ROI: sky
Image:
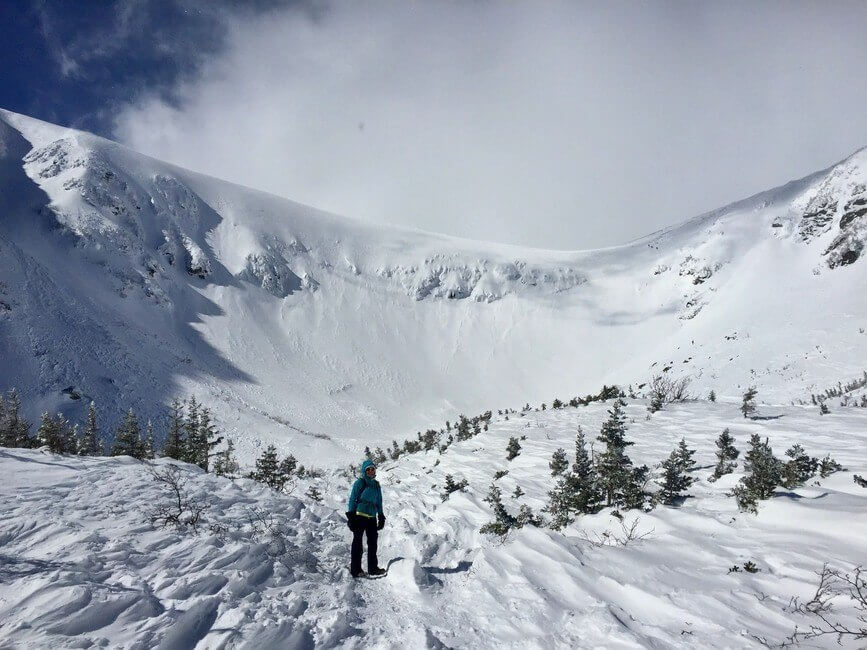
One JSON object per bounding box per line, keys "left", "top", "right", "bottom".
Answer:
{"left": 4, "top": 1, "right": 867, "bottom": 250}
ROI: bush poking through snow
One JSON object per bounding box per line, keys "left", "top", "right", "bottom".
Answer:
{"left": 146, "top": 464, "right": 207, "bottom": 533}
{"left": 578, "top": 517, "right": 653, "bottom": 547}
{"left": 440, "top": 474, "right": 469, "bottom": 501}
{"left": 647, "top": 375, "right": 692, "bottom": 413}
{"left": 781, "top": 564, "right": 867, "bottom": 645}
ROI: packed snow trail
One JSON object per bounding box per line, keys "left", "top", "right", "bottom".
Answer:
{"left": 2, "top": 399, "right": 867, "bottom": 648}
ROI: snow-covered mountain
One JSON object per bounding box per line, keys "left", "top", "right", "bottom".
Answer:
{"left": 1, "top": 109, "right": 866, "bottom": 462}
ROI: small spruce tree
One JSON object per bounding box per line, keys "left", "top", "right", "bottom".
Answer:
{"left": 506, "top": 436, "right": 521, "bottom": 461}
{"left": 78, "top": 402, "right": 102, "bottom": 456}
{"left": 741, "top": 387, "right": 758, "bottom": 419}
{"left": 252, "top": 444, "right": 284, "bottom": 489}
{"left": 731, "top": 434, "right": 781, "bottom": 513}
{"left": 162, "top": 398, "right": 186, "bottom": 461}
{"left": 711, "top": 428, "right": 739, "bottom": 480}
{"left": 549, "top": 448, "right": 569, "bottom": 476}
{"left": 440, "top": 474, "right": 468, "bottom": 501}
{"left": 780, "top": 444, "right": 818, "bottom": 488}
{"left": 708, "top": 389, "right": 716, "bottom": 402}
{"left": 657, "top": 447, "right": 695, "bottom": 505}
{"left": 0, "top": 389, "right": 32, "bottom": 448}
{"left": 212, "top": 438, "right": 240, "bottom": 479}
{"left": 480, "top": 483, "right": 516, "bottom": 535}
{"left": 595, "top": 399, "right": 636, "bottom": 507}
{"left": 112, "top": 408, "right": 144, "bottom": 459}
{"left": 818, "top": 455, "right": 844, "bottom": 478}
{"left": 143, "top": 420, "right": 156, "bottom": 460}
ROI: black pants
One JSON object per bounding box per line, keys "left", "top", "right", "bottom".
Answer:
{"left": 350, "top": 516, "right": 378, "bottom": 573}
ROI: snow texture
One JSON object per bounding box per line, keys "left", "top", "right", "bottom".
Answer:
{"left": 1, "top": 400, "right": 865, "bottom": 648}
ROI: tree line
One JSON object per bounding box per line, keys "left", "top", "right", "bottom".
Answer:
{"left": 0, "top": 389, "right": 315, "bottom": 489}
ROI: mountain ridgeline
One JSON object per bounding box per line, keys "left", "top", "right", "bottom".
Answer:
{"left": 0, "top": 109, "right": 865, "bottom": 462}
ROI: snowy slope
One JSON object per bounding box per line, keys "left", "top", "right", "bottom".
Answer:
{"left": 1, "top": 108, "right": 866, "bottom": 462}
{"left": 1, "top": 400, "right": 865, "bottom": 648}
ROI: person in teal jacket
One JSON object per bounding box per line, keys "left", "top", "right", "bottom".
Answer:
{"left": 346, "top": 459, "right": 386, "bottom": 577}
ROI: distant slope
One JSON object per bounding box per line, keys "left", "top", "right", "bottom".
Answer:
{"left": 1, "top": 109, "right": 866, "bottom": 462}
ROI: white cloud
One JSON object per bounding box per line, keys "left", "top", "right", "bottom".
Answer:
{"left": 114, "top": 1, "right": 867, "bottom": 249}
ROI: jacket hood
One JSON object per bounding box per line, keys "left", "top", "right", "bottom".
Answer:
{"left": 360, "top": 459, "right": 376, "bottom": 478}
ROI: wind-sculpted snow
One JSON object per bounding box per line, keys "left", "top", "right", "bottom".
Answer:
{"left": 1, "top": 109, "right": 867, "bottom": 463}
{"left": 1, "top": 400, "right": 865, "bottom": 647}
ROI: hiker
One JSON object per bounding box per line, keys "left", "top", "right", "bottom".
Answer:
{"left": 346, "top": 459, "right": 386, "bottom": 577}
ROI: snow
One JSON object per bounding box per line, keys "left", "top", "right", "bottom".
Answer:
{"left": 1, "top": 109, "right": 866, "bottom": 464}
{"left": 1, "top": 399, "right": 865, "bottom": 648}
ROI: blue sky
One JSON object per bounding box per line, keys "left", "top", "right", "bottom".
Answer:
{"left": 1, "top": 1, "right": 292, "bottom": 135}
{"left": 4, "top": 1, "right": 867, "bottom": 249}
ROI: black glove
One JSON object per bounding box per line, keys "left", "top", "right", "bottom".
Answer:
{"left": 377, "top": 514, "right": 386, "bottom": 530}
{"left": 346, "top": 512, "right": 356, "bottom": 531}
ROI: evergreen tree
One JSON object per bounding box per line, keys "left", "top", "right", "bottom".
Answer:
{"left": 657, "top": 448, "right": 695, "bottom": 505}
{"left": 364, "top": 446, "right": 373, "bottom": 462}
{"left": 36, "top": 412, "right": 74, "bottom": 453}
{"left": 480, "top": 483, "right": 516, "bottom": 535}
{"left": 546, "top": 428, "right": 602, "bottom": 528}
{"left": 455, "top": 415, "right": 472, "bottom": 441}
{"left": 819, "top": 401, "right": 830, "bottom": 415}
{"left": 183, "top": 397, "right": 202, "bottom": 465}
{"left": 389, "top": 439, "right": 401, "bottom": 460}
{"left": 818, "top": 455, "right": 844, "bottom": 478}
{"left": 0, "top": 389, "right": 31, "bottom": 448}
{"left": 674, "top": 438, "right": 697, "bottom": 474}
{"left": 162, "top": 398, "right": 186, "bottom": 461}
{"left": 732, "top": 434, "right": 781, "bottom": 513}
{"left": 595, "top": 399, "right": 635, "bottom": 507}
{"left": 780, "top": 444, "right": 818, "bottom": 488}
{"left": 279, "top": 454, "right": 297, "bottom": 484}
{"left": 708, "top": 389, "right": 716, "bottom": 402}
{"left": 212, "top": 438, "right": 240, "bottom": 479}
{"left": 711, "top": 428, "right": 739, "bottom": 479}
{"left": 78, "top": 402, "right": 102, "bottom": 456}
{"left": 512, "top": 485, "right": 525, "bottom": 499}
{"left": 622, "top": 465, "right": 649, "bottom": 510}
{"left": 35, "top": 412, "right": 57, "bottom": 451}
{"left": 252, "top": 445, "right": 284, "bottom": 489}
{"left": 143, "top": 420, "right": 156, "bottom": 460}
{"left": 741, "top": 387, "right": 758, "bottom": 418}
{"left": 549, "top": 448, "right": 569, "bottom": 476}
{"left": 112, "top": 408, "right": 144, "bottom": 459}
{"left": 196, "top": 407, "right": 222, "bottom": 471}
{"left": 440, "top": 474, "right": 469, "bottom": 501}
{"left": 506, "top": 436, "right": 521, "bottom": 461}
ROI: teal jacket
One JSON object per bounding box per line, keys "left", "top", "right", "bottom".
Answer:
{"left": 347, "top": 460, "right": 383, "bottom": 518}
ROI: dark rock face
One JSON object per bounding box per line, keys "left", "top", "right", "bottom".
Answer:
{"left": 798, "top": 167, "right": 866, "bottom": 269}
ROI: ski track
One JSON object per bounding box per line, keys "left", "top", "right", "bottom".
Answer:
{"left": 2, "top": 400, "right": 867, "bottom": 648}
